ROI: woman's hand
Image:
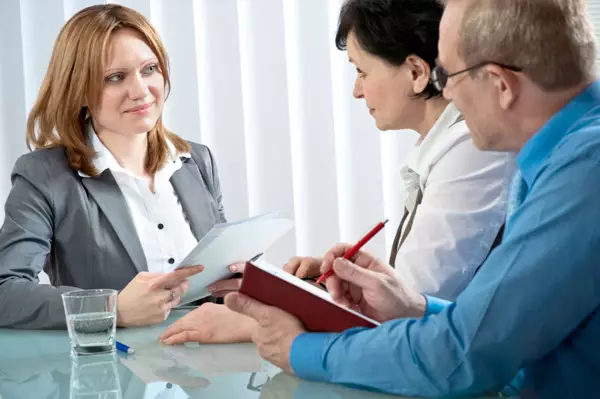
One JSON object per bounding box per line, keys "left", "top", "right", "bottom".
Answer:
{"left": 283, "top": 256, "right": 323, "bottom": 279}
{"left": 160, "top": 303, "right": 256, "bottom": 344}
{"left": 117, "top": 266, "right": 204, "bottom": 327}
{"left": 206, "top": 262, "right": 246, "bottom": 297}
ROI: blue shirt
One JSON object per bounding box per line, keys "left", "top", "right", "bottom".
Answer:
{"left": 289, "top": 81, "right": 600, "bottom": 398}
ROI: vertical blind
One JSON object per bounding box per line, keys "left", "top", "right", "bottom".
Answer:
{"left": 0, "top": 0, "right": 416, "bottom": 270}
{"left": 2, "top": 0, "right": 599, "bottom": 270}
{"left": 589, "top": 0, "right": 600, "bottom": 69}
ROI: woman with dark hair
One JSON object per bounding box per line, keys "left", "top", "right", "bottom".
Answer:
{"left": 284, "top": 0, "right": 514, "bottom": 301}
{"left": 158, "top": 0, "right": 515, "bottom": 346}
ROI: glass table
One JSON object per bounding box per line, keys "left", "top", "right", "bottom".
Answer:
{"left": 0, "top": 310, "right": 498, "bottom": 398}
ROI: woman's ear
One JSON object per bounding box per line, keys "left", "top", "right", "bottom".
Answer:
{"left": 405, "top": 55, "right": 431, "bottom": 95}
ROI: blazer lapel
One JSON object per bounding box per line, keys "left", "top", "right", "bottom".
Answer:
{"left": 82, "top": 170, "right": 148, "bottom": 273}
{"left": 170, "top": 158, "right": 216, "bottom": 241}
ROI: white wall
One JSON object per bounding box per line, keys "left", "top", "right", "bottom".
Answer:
{"left": 0, "top": 0, "right": 417, "bottom": 273}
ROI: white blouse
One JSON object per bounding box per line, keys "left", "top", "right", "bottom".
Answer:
{"left": 79, "top": 130, "right": 198, "bottom": 274}
{"left": 394, "top": 103, "right": 516, "bottom": 300}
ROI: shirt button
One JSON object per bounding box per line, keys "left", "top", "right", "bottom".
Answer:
{"left": 158, "top": 223, "right": 164, "bottom": 230}
{"left": 168, "top": 258, "right": 175, "bottom": 264}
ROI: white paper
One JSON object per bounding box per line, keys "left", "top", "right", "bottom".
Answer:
{"left": 250, "top": 259, "right": 381, "bottom": 326}
{"left": 176, "top": 213, "right": 293, "bottom": 304}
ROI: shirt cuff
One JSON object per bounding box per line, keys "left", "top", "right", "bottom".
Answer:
{"left": 424, "top": 295, "right": 452, "bottom": 316}
{"left": 290, "top": 332, "right": 336, "bottom": 382}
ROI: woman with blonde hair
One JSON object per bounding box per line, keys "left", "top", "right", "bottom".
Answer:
{"left": 0, "top": 4, "right": 224, "bottom": 329}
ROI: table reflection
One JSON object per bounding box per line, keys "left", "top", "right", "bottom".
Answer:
{"left": 0, "top": 339, "right": 272, "bottom": 399}
{"left": 70, "top": 354, "right": 122, "bottom": 398}
{"left": 0, "top": 311, "right": 429, "bottom": 399}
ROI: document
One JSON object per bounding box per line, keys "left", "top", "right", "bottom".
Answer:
{"left": 176, "top": 212, "right": 293, "bottom": 304}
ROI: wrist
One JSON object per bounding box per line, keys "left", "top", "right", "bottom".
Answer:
{"left": 406, "top": 293, "right": 427, "bottom": 318}
{"left": 116, "top": 295, "right": 130, "bottom": 327}
{"left": 116, "top": 308, "right": 128, "bottom": 327}
{"left": 415, "top": 294, "right": 427, "bottom": 317}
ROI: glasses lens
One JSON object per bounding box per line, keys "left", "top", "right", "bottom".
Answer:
{"left": 432, "top": 66, "right": 448, "bottom": 91}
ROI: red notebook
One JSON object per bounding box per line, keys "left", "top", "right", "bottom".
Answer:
{"left": 239, "top": 259, "right": 379, "bottom": 332}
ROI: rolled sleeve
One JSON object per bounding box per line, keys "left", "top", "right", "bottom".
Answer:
{"left": 424, "top": 295, "right": 451, "bottom": 316}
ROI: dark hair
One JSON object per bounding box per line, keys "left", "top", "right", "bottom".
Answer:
{"left": 336, "top": 0, "right": 443, "bottom": 99}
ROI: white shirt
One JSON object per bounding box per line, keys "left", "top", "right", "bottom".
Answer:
{"left": 394, "top": 103, "right": 515, "bottom": 301}
{"left": 79, "top": 129, "right": 198, "bottom": 273}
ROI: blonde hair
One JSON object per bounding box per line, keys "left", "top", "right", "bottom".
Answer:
{"left": 446, "top": 0, "right": 597, "bottom": 91}
{"left": 26, "top": 4, "right": 190, "bottom": 177}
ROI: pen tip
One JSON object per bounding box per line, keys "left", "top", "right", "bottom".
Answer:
{"left": 383, "top": 219, "right": 389, "bottom": 224}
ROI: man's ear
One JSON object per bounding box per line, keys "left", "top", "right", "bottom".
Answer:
{"left": 405, "top": 55, "right": 431, "bottom": 95}
{"left": 486, "top": 65, "right": 519, "bottom": 110}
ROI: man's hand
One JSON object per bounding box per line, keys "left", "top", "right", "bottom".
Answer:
{"left": 159, "top": 303, "right": 256, "bottom": 344}
{"left": 224, "top": 292, "right": 306, "bottom": 374}
{"left": 321, "top": 243, "right": 426, "bottom": 322}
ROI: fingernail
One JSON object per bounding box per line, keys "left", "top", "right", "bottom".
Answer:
{"left": 229, "top": 264, "right": 238, "bottom": 272}
{"left": 207, "top": 284, "right": 216, "bottom": 291}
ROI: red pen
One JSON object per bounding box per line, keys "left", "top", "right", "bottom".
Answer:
{"left": 315, "top": 219, "right": 389, "bottom": 285}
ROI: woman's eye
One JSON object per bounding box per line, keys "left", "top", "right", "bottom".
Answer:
{"left": 143, "top": 64, "right": 157, "bottom": 75}
{"left": 105, "top": 74, "right": 123, "bottom": 83}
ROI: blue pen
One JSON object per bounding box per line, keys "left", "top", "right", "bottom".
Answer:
{"left": 116, "top": 341, "right": 135, "bottom": 354}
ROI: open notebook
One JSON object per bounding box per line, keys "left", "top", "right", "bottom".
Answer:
{"left": 176, "top": 212, "right": 293, "bottom": 304}
{"left": 239, "top": 259, "right": 380, "bottom": 332}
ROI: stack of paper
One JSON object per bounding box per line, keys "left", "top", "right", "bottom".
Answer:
{"left": 176, "top": 212, "right": 293, "bottom": 304}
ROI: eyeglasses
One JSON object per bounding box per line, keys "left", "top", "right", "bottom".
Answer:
{"left": 431, "top": 61, "right": 523, "bottom": 91}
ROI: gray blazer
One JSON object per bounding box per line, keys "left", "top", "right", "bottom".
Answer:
{"left": 0, "top": 142, "right": 226, "bottom": 329}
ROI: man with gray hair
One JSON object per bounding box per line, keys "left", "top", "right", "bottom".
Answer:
{"left": 223, "top": 0, "right": 600, "bottom": 397}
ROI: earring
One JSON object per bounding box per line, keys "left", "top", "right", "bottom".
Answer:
{"left": 81, "top": 106, "right": 91, "bottom": 120}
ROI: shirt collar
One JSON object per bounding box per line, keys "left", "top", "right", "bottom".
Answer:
{"left": 406, "top": 102, "right": 464, "bottom": 177}
{"left": 78, "top": 123, "right": 191, "bottom": 178}
{"left": 518, "top": 80, "right": 600, "bottom": 187}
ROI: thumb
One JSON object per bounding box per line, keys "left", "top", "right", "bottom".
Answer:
{"left": 333, "top": 258, "right": 380, "bottom": 290}
{"left": 151, "top": 265, "right": 204, "bottom": 290}
{"left": 224, "top": 292, "right": 270, "bottom": 324}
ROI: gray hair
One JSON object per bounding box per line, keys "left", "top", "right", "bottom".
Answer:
{"left": 446, "top": 0, "right": 597, "bottom": 90}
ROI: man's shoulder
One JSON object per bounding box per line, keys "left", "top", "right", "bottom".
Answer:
{"left": 555, "top": 109, "right": 600, "bottom": 166}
